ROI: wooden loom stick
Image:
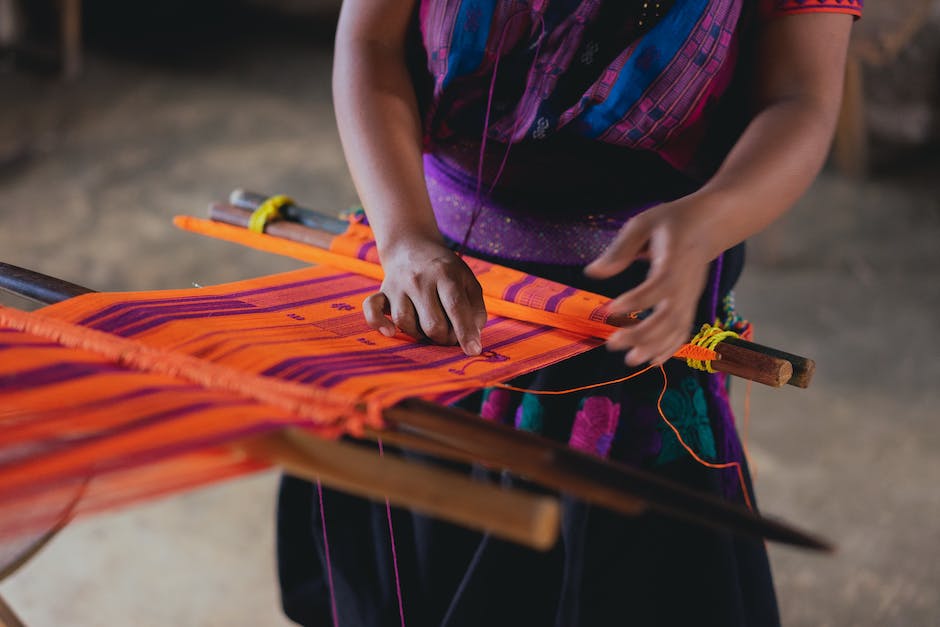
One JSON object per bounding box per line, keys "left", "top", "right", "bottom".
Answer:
{"left": 239, "top": 429, "right": 560, "bottom": 550}
{"left": 0, "top": 595, "right": 26, "bottom": 627}
{"left": 384, "top": 399, "right": 830, "bottom": 550}
{"left": 0, "top": 262, "right": 93, "bottom": 304}
{"left": 0, "top": 263, "right": 831, "bottom": 551}
{"left": 210, "top": 201, "right": 801, "bottom": 388}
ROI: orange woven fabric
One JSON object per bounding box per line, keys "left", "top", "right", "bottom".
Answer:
{"left": 0, "top": 323, "right": 292, "bottom": 538}
{"left": 37, "top": 265, "right": 602, "bottom": 408}
{"left": 0, "top": 264, "right": 602, "bottom": 537}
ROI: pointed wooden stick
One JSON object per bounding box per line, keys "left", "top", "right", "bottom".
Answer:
{"left": 239, "top": 429, "right": 560, "bottom": 550}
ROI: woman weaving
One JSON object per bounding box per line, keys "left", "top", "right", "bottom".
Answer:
{"left": 277, "top": 1, "right": 861, "bottom": 625}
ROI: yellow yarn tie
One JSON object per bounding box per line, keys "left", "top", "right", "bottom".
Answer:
{"left": 686, "top": 322, "right": 740, "bottom": 373}
{"left": 248, "top": 195, "right": 294, "bottom": 234}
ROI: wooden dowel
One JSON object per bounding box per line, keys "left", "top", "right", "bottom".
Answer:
{"left": 238, "top": 429, "right": 561, "bottom": 551}
{"left": 209, "top": 203, "right": 336, "bottom": 249}
{"left": 0, "top": 262, "right": 93, "bottom": 304}
{"left": 712, "top": 341, "right": 792, "bottom": 388}
{"left": 721, "top": 337, "right": 815, "bottom": 388}
{"left": 208, "top": 202, "right": 797, "bottom": 388}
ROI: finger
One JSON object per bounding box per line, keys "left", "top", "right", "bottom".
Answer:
{"left": 413, "top": 292, "right": 457, "bottom": 346}
{"left": 648, "top": 332, "right": 689, "bottom": 367}
{"left": 606, "top": 269, "right": 673, "bottom": 317}
{"left": 466, "top": 279, "right": 488, "bottom": 333}
{"left": 584, "top": 219, "right": 649, "bottom": 279}
{"left": 438, "top": 281, "right": 482, "bottom": 356}
{"left": 390, "top": 294, "right": 422, "bottom": 340}
{"left": 363, "top": 292, "right": 396, "bottom": 337}
{"left": 607, "top": 303, "right": 681, "bottom": 355}
{"left": 625, "top": 327, "right": 681, "bottom": 366}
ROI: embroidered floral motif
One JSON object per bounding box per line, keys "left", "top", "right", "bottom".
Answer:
{"left": 655, "top": 376, "right": 717, "bottom": 465}
{"left": 514, "top": 393, "right": 544, "bottom": 434}
{"left": 569, "top": 396, "right": 620, "bottom": 458}
{"left": 480, "top": 388, "right": 513, "bottom": 422}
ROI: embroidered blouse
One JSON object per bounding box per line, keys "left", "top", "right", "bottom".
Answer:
{"left": 416, "top": 0, "right": 862, "bottom": 178}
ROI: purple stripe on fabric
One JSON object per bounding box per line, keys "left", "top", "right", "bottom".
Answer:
{"left": 94, "top": 285, "right": 377, "bottom": 337}
{"left": 314, "top": 325, "right": 549, "bottom": 388}
{"left": 0, "top": 399, "right": 253, "bottom": 473}
{"left": 169, "top": 320, "right": 333, "bottom": 353}
{"left": 56, "top": 385, "right": 204, "bottom": 417}
{"left": 0, "top": 419, "right": 310, "bottom": 501}
{"left": 0, "top": 341, "right": 62, "bottom": 350}
{"left": 258, "top": 315, "right": 515, "bottom": 378}
{"left": 0, "top": 362, "right": 124, "bottom": 392}
{"left": 261, "top": 318, "right": 528, "bottom": 386}
{"left": 543, "top": 285, "right": 578, "bottom": 313}
{"left": 88, "top": 300, "right": 257, "bottom": 335}
{"left": 395, "top": 333, "right": 600, "bottom": 403}
{"left": 357, "top": 241, "right": 377, "bottom": 261}
{"left": 502, "top": 274, "right": 537, "bottom": 303}
{"left": 77, "top": 273, "right": 359, "bottom": 327}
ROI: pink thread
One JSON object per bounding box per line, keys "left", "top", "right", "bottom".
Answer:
{"left": 316, "top": 480, "right": 339, "bottom": 627}
{"left": 378, "top": 439, "right": 407, "bottom": 627}
{"left": 458, "top": 8, "right": 547, "bottom": 255}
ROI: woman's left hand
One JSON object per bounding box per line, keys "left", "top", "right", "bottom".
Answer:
{"left": 584, "top": 198, "right": 716, "bottom": 367}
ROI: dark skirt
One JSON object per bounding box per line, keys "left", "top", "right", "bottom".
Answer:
{"left": 276, "top": 249, "right": 780, "bottom": 627}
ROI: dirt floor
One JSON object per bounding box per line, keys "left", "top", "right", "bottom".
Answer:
{"left": 1, "top": 4, "right": 939, "bottom": 626}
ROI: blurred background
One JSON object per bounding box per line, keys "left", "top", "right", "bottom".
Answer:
{"left": 0, "top": 1, "right": 938, "bottom": 625}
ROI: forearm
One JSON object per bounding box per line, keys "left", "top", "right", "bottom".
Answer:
{"left": 333, "top": 3, "right": 439, "bottom": 258}
{"left": 690, "top": 95, "right": 842, "bottom": 259}
{"left": 688, "top": 12, "right": 853, "bottom": 260}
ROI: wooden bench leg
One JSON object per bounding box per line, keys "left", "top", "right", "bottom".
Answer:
{"left": 58, "top": 0, "right": 81, "bottom": 80}
{"left": 0, "top": 595, "right": 26, "bottom": 627}
{"left": 833, "top": 56, "right": 868, "bottom": 178}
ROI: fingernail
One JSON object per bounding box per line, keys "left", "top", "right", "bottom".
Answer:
{"left": 379, "top": 326, "right": 394, "bottom": 337}
{"left": 466, "top": 339, "right": 482, "bottom": 356}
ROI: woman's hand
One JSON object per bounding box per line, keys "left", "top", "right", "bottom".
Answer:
{"left": 585, "top": 198, "right": 715, "bottom": 367}
{"left": 363, "top": 236, "right": 488, "bottom": 356}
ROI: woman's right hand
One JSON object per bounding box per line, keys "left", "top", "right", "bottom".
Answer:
{"left": 363, "top": 236, "right": 487, "bottom": 356}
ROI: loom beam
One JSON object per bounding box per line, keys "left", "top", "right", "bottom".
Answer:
{"left": 0, "top": 262, "right": 93, "bottom": 304}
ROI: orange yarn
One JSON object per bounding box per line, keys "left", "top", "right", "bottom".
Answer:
{"left": 652, "top": 366, "right": 753, "bottom": 511}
